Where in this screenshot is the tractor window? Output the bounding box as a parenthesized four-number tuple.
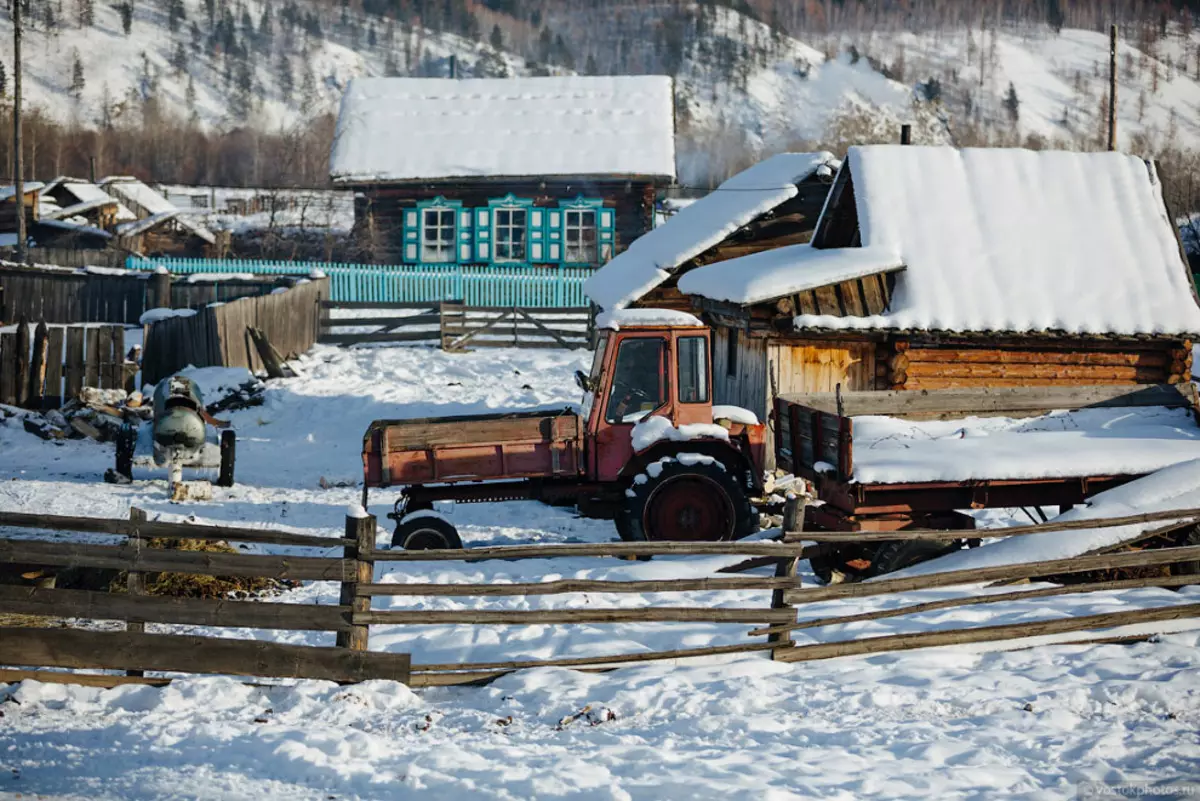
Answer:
(605, 337, 667, 424)
(677, 336, 709, 403)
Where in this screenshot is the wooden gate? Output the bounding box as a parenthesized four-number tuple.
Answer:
(0, 321, 129, 408)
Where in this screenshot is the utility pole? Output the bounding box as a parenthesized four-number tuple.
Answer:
(1108, 23, 1118, 152)
(13, 0, 25, 263)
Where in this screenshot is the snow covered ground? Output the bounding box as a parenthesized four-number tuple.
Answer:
(3, 343, 1200, 798)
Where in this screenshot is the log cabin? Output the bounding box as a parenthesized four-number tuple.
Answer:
(100, 177, 218, 256)
(669, 145, 1200, 440)
(38, 178, 137, 231)
(583, 152, 839, 312)
(329, 76, 676, 268)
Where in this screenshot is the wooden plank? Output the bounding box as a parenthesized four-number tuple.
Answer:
(355, 607, 797, 625)
(378, 413, 577, 451)
(96, 325, 114, 389)
(14, 317, 29, 407)
(778, 384, 1199, 418)
(110, 326, 125, 389)
(859, 274, 888, 315)
(26, 320, 48, 408)
(0, 627, 411, 684)
(412, 641, 782, 674)
(903, 362, 1162, 381)
(359, 576, 798, 597)
(813, 284, 841, 316)
(906, 348, 1169, 367)
(836, 280, 865, 316)
(796, 291, 818, 316)
(64, 326, 84, 400)
(0, 511, 354, 548)
(782, 544, 1200, 605)
(0, 538, 352, 582)
(0, 585, 351, 632)
(0, 331, 16, 405)
(752, 574, 1199, 637)
(324, 314, 443, 328)
(84, 324, 101, 388)
(0, 669, 173, 688)
(370, 540, 812, 562)
(772, 603, 1200, 664)
(320, 331, 441, 345)
(43, 326, 64, 408)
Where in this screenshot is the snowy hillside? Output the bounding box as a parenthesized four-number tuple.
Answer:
(4, 1, 1200, 184)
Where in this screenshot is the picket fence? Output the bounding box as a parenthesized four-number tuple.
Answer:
(127, 257, 597, 307)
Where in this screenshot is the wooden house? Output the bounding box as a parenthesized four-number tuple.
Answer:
(584, 152, 838, 312)
(100, 177, 217, 256)
(38, 177, 136, 231)
(669, 145, 1200, 436)
(0, 182, 44, 236)
(329, 76, 676, 268)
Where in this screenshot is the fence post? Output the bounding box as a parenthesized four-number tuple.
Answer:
(337, 510, 376, 652)
(151, 269, 172, 309)
(768, 492, 807, 658)
(127, 506, 148, 677)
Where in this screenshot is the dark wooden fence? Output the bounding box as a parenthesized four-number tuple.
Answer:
(141, 278, 329, 385)
(0, 322, 130, 408)
(2, 502, 1199, 688)
(0, 262, 311, 326)
(319, 301, 595, 350)
(0, 248, 128, 270)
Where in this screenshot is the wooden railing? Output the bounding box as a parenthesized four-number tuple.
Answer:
(2, 502, 1199, 688)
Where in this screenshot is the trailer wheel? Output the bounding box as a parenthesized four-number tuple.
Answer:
(1169, 524, 1200, 576)
(867, 539, 962, 577)
(392, 513, 463, 550)
(216, 430, 236, 488)
(624, 460, 754, 542)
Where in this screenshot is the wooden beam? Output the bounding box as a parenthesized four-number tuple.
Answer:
(772, 602, 1200, 663)
(359, 575, 797, 596)
(368, 540, 812, 562)
(0, 585, 351, 631)
(411, 641, 782, 674)
(354, 608, 797, 625)
(751, 574, 1198, 637)
(0, 669, 173, 688)
(0, 627, 411, 684)
(782, 544, 1200, 605)
(0, 511, 352, 548)
(0, 538, 352, 582)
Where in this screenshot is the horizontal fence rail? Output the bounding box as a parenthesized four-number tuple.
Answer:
(2, 502, 1200, 689)
(128, 256, 599, 308)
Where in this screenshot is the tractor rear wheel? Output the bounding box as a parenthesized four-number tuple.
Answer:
(867, 539, 962, 577)
(392, 513, 463, 550)
(623, 459, 755, 542)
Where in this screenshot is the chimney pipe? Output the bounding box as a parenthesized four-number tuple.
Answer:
(449, 54, 457, 79)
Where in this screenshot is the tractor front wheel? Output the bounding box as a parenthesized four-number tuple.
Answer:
(623, 459, 755, 542)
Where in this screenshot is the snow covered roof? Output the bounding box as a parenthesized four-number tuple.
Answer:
(789, 146, 1200, 336)
(584, 152, 836, 310)
(0, 181, 45, 200)
(102, 177, 216, 244)
(329, 76, 676, 183)
(596, 308, 704, 330)
(677, 243, 904, 305)
(115, 210, 180, 237)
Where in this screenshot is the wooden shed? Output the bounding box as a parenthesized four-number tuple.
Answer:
(674, 146, 1200, 445)
(329, 76, 676, 268)
(584, 152, 838, 312)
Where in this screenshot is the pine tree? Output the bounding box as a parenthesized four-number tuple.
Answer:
(585, 54, 597, 75)
(0, 62, 7, 98)
(384, 50, 400, 76)
(185, 74, 196, 112)
(167, 0, 185, 33)
(170, 40, 188, 75)
(1004, 82, 1020, 124)
(75, 0, 94, 28)
(368, 24, 377, 47)
(118, 2, 133, 35)
(278, 53, 294, 101)
(69, 50, 86, 100)
(489, 24, 503, 51)
(1046, 0, 1064, 34)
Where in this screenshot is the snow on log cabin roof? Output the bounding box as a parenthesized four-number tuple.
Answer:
(100, 177, 217, 245)
(681, 145, 1200, 337)
(585, 152, 838, 310)
(329, 76, 677, 184)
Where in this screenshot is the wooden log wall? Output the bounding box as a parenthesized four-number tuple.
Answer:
(0, 321, 126, 408)
(141, 278, 329, 385)
(879, 337, 1189, 390)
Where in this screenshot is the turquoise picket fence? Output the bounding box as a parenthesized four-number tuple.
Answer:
(126, 257, 598, 307)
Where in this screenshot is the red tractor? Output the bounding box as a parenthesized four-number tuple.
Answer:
(362, 316, 768, 549)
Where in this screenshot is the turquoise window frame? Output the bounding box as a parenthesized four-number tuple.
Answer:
(487, 194, 535, 265)
(415, 196, 463, 264)
(558, 197, 608, 266)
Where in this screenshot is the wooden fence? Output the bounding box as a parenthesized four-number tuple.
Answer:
(1, 247, 128, 270)
(0, 321, 130, 408)
(319, 301, 595, 350)
(141, 278, 329, 385)
(0, 261, 315, 326)
(2, 501, 1200, 688)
